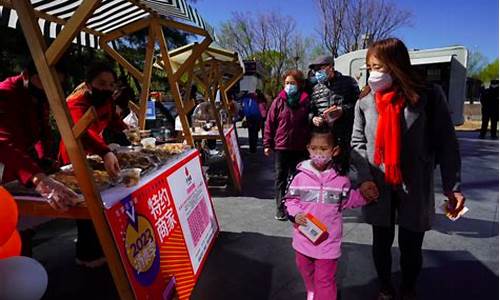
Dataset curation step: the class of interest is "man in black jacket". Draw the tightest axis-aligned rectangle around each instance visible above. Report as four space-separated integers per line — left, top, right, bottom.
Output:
480 79 499 139
308 55 360 154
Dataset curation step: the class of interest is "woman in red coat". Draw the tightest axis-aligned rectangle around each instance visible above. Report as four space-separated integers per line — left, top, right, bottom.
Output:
59 64 125 177
59 63 126 267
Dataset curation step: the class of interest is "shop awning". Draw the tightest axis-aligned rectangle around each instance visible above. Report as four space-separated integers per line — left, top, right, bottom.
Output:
165 43 245 80
0 0 212 48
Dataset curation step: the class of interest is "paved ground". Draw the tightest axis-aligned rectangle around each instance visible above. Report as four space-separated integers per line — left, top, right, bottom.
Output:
191 128 499 300
28 127 498 300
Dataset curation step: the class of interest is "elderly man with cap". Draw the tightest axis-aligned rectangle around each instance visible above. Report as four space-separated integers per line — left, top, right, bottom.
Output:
308 55 360 153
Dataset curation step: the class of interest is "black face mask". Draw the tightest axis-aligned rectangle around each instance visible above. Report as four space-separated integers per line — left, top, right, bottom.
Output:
28 82 47 102
87 88 113 107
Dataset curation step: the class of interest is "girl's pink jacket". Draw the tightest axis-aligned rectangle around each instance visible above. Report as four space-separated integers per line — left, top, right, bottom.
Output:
285 160 368 259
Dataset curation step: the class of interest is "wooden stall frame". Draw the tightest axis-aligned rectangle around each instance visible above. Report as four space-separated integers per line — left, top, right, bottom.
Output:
11 0 135 299
99 18 213 144
176 50 244 193
204 62 242 193
4 0 217 299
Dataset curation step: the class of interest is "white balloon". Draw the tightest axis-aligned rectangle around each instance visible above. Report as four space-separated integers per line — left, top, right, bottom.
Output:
0 256 48 300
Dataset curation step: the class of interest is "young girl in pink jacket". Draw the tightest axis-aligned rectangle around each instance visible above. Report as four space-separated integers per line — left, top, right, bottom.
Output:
285 127 374 300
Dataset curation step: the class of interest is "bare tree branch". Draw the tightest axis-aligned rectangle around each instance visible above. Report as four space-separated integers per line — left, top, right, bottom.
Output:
316 0 412 56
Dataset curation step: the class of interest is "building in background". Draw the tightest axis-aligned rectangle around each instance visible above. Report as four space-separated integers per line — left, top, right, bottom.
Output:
335 46 468 125
239 60 265 93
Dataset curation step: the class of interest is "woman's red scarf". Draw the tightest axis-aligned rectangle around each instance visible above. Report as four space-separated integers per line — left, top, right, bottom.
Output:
374 89 405 185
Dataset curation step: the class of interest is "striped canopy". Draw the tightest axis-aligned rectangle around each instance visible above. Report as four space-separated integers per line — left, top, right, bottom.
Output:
0 0 212 48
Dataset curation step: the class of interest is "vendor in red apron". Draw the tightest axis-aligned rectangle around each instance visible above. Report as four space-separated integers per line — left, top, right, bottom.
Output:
59 63 127 268
0 60 79 210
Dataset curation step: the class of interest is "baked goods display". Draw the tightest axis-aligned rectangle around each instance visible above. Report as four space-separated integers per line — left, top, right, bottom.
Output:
51 169 111 192
115 151 156 172
48 143 189 192
158 143 188 155
121 168 142 187
124 128 141 144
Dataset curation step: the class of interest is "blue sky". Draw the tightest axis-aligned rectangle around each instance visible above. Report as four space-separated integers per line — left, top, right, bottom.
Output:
195 0 499 62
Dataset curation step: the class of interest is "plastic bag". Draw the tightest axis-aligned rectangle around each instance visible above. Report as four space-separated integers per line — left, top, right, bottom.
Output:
123 111 139 128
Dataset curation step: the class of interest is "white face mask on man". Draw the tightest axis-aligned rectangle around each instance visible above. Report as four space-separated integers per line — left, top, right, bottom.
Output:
368 70 393 93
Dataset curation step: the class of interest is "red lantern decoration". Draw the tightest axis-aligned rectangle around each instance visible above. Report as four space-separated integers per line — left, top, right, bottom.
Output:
0 230 22 259
0 187 18 245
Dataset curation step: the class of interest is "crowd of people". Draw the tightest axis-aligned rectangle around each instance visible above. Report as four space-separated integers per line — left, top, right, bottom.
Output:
0 37 468 300
254 38 465 300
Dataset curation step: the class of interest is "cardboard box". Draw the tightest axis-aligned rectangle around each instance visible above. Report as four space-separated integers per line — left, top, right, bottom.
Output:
298 213 328 244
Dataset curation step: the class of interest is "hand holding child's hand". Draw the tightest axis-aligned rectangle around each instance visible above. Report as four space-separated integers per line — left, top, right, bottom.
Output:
360 181 379 202
295 212 308 226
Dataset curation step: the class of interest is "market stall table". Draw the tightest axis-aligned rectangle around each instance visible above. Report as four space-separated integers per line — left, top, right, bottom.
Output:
8 148 219 299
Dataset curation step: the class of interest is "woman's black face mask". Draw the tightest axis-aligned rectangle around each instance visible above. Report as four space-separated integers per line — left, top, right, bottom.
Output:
88 88 113 107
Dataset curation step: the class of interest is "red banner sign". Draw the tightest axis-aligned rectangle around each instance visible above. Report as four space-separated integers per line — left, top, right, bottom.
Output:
105 150 218 300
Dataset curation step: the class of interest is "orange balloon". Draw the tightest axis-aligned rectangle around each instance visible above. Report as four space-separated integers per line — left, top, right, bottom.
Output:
0 230 22 259
0 187 18 245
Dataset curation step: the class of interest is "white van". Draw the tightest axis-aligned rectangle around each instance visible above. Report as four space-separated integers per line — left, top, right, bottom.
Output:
334 46 468 125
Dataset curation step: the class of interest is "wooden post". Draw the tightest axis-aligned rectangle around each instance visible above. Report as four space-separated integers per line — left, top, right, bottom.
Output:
138 25 156 130
45 0 101 66
221 71 244 120
157 18 208 37
72 107 98 139
12 1 134 299
173 38 212 82
181 67 196 114
153 21 195 146
100 18 151 43
205 62 242 193
100 42 144 82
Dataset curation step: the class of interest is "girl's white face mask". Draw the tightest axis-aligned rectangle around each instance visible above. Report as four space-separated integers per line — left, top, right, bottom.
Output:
368 70 393 93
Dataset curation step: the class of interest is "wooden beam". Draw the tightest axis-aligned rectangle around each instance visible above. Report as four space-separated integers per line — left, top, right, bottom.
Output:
0 0 12 7
194 58 209 90
129 101 140 115
100 17 151 43
0 0 101 37
206 47 237 59
72 106 97 139
219 83 230 112
180 66 196 114
100 42 144 82
153 20 194 146
12 1 134 299
173 37 212 82
167 43 196 59
207 68 241 193
45 0 100 66
184 99 195 113
138 25 155 130
224 71 244 92
157 18 209 37
193 75 207 91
